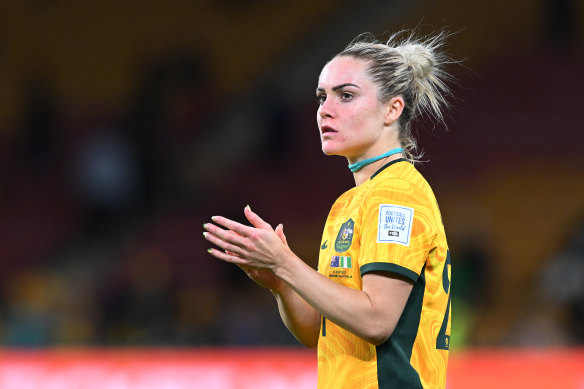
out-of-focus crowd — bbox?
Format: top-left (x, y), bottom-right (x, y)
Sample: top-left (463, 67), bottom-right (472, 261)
top-left (0, 0), bottom-right (583, 348)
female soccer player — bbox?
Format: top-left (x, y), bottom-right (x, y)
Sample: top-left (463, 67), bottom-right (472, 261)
top-left (203, 30), bottom-right (453, 389)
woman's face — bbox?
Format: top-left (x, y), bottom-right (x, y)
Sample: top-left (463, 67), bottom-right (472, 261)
top-left (316, 56), bottom-right (388, 161)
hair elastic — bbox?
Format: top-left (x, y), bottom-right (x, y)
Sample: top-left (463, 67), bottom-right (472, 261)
top-left (348, 147), bottom-right (403, 172)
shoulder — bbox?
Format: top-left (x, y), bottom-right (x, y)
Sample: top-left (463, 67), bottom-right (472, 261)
top-left (331, 185), bottom-right (360, 206)
top-left (367, 162), bottom-right (433, 203)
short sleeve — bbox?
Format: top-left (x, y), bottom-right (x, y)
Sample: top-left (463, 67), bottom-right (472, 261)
top-left (359, 178), bottom-right (436, 282)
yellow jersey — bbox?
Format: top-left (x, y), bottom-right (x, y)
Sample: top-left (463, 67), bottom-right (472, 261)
top-left (317, 159), bottom-right (451, 389)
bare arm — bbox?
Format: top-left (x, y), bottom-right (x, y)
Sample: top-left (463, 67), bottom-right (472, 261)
top-left (275, 254), bottom-right (413, 345)
top-left (222, 225), bottom-right (321, 347)
top-left (272, 282), bottom-right (321, 347)
top-left (204, 206), bottom-right (413, 345)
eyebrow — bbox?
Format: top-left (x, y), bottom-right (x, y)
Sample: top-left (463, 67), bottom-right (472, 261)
top-left (316, 83), bottom-right (361, 92)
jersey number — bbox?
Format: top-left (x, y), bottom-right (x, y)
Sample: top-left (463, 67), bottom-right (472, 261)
top-left (436, 250), bottom-right (451, 350)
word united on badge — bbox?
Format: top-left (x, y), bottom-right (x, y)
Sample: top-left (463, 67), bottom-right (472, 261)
top-left (330, 256), bottom-right (352, 269)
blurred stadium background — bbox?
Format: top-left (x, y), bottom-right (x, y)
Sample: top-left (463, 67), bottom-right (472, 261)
top-left (0, 0), bottom-right (583, 388)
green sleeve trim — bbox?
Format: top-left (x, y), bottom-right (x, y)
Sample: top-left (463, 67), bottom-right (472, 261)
top-left (360, 262), bottom-right (419, 283)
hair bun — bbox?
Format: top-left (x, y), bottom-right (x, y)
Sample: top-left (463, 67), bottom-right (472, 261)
top-left (396, 44), bottom-right (434, 79)
top-left (337, 29), bottom-right (458, 163)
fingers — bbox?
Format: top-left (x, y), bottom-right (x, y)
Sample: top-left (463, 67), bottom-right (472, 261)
top-left (203, 224), bottom-right (248, 256)
top-left (204, 232), bottom-right (245, 257)
top-left (208, 206), bottom-right (271, 238)
top-left (204, 206), bottom-right (279, 267)
top-left (207, 247), bottom-right (249, 265)
top-left (244, 205), bottom-right (273, 231)
top-left (210, 215), bottom-right (255, 237)
top-left (203, 222), bottom-right (244, 244)
top-left (225, 249), bottom-right (241, 257)
top-left (274, 223), bottom-right (289, 248)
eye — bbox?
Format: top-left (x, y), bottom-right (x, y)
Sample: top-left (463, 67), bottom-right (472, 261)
top-left (316, 94), bottom-right (326, 105)
top-left (340, 92), bottom-right (353, 101)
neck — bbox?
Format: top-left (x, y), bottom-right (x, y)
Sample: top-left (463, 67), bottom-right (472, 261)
top-left (348, 147), bottom-right (403, 172)
top-left (351, 149), bottom-right (403, 186)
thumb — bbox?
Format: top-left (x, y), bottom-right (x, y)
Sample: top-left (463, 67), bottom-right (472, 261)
top-left (244, 205), bottom-right (272, 230)
top-left (275, 223), bottom-right (289, 248)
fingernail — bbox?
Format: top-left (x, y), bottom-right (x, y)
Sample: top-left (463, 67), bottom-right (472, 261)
top-left (203, 223), bottom-right (208, 229)
top-left (207, 248), bottom-right (213, 253)
top-left (245, 204), bottom-right (251, 211)
top-left (211, 216), bottom-right (217, 221)
top-left (203, 232), bottom-right (208, 238)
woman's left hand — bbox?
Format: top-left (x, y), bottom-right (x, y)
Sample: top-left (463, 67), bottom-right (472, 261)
top-left (203, 205), bottom-right (289, 271)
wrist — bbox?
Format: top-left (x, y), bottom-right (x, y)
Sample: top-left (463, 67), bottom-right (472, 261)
top-left (271, 256), bottom-right (294, 294)
top-left (272, 249), bottom-right (295, 284)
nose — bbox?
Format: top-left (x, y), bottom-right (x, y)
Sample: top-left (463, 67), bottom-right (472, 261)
top-left (318, 99), bottom-right (334, 119)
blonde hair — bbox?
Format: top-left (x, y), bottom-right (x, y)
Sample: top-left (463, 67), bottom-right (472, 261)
top-left (337, 30), bottom-right (455, 162)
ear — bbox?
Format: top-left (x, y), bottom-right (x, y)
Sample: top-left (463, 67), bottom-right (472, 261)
top-left (384, 96), bottom-right (404, 126)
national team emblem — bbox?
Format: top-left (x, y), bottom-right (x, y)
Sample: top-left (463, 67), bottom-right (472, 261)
top-left (334, 218), bottom-right (354, 253)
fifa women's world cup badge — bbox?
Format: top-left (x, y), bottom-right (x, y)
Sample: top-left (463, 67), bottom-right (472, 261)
top-left (334, 218), bottom-right (355, 253)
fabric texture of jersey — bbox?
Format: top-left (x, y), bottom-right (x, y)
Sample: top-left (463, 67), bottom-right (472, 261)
top-left (317, 159), bottom-right (451, 389)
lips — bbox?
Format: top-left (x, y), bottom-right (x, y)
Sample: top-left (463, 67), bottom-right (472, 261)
top-left (321, 125), bottom-right (337, 134)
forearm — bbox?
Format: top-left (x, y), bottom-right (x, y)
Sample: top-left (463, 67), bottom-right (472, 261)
top-left (202, 210), bottom-right (406, 345)
top-left (272, 283), bottom-right (321, 348)
top-left (274, 252), bottom-right (402, 345)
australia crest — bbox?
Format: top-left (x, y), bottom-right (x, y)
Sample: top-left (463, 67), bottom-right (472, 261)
top-left (334, 218), bottom-right (354, 253)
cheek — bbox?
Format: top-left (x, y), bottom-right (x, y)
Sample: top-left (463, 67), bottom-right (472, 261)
top-left (355, 102), bottom-right (384, 129)
top-left (345, 110), bottom-right (372, 134)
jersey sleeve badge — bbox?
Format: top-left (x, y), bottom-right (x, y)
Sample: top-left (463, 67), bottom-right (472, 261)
top-left (377, 204), bottom-right (414, 246)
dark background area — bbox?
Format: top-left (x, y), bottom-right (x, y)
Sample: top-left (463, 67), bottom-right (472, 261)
top-left (0, 0), bottom-right (583, 348)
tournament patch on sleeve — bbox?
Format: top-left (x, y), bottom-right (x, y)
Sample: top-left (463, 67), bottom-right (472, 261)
top-left (377, 204), bottom-right (414, 246)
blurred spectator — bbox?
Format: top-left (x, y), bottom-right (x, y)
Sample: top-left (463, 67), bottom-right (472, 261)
top-left (543, 0), bottom-right (576, 49)
top-left (17, 74), bottom-right (59, 174)
top-left (451, 237), bottom-right (492, 347)
top-left (0, 1), bottom-right (582, 349)
top-left (70, 125), bottom-right (139, 237)
top-left (125, 52), bottom-right (216, 211)
top-left (98, 248), bottom-right (175, 345)
top-left (2, 270), bottom-right (60, 346)
top-left (540, 219), bottom-right (584, 344)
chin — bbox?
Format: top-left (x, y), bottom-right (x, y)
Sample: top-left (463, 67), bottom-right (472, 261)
top-left (322, 144), bottom-right (353, 159)
top-left (321, 146), bottom-right (339, 156)
top-left (321, 141), bottom-right (342, 156)
top-left (321, 147), bottom-right (334, 156)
